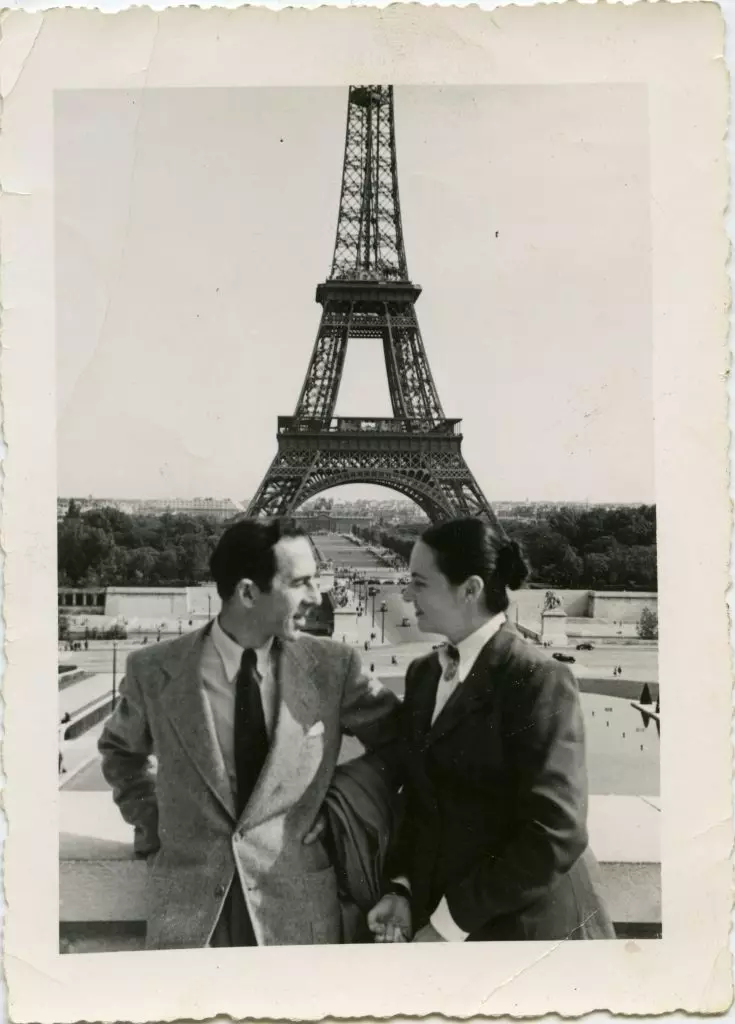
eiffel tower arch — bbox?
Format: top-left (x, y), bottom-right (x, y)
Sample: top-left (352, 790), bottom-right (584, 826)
top-left (248, 85), bottom-right (499, 527)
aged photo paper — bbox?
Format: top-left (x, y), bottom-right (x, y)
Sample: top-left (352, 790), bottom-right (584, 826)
top-left (1, 1), bottom-right (732, 1020)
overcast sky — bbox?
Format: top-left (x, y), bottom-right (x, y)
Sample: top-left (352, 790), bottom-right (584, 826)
top-left (56, 85), bottom-right (653, 505)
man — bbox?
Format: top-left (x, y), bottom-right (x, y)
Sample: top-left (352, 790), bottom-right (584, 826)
top-left (369, 518), bottom-right (613, 943)
top-left (99, 518), bottom-right (401, 949)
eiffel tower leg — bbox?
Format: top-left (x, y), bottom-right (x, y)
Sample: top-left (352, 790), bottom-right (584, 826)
top-left (415, 452), bottom-right (502, 528)
top-left (247, 452), bottom-right (314, 518)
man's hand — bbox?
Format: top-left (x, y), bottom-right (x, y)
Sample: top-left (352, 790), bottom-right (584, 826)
top-left (367, 894), bottom-right (412, 943)
top-left (412, 923), bottom-right (445, 942)
top-left (303, 814), bottom-right (327, 845)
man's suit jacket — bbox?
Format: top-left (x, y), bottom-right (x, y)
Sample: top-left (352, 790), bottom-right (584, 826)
top-left (98, 625), bottom-right (401, 949)
top-left (391, 624), bottom-right (614, 941)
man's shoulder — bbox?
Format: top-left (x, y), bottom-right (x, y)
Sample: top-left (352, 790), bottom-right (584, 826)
top-left (126, 631), bottom-right (201, 677)
top-left (293, 632), bottom-right (353, 665)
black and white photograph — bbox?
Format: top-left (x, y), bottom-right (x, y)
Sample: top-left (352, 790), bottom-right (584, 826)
top-left (3, 4), bottom-right (731, 1021)
top-left (56, 81), bottom-right (660, 953)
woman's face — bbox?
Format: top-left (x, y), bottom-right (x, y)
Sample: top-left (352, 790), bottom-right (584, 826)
top-left (402, 540), bottom-right (466, 639)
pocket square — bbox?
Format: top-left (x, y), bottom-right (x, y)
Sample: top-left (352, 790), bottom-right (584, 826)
top-left (306, 721), bottom-right (325, 738)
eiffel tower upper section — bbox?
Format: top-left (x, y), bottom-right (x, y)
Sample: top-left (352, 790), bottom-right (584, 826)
top-left (248, 85), bottom-right (497, 524)
top-left (295, 84), bottom-right (444, 427)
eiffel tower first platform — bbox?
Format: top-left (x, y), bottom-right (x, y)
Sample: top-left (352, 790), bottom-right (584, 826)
top-left (248, 85), bottom-right (498, 526)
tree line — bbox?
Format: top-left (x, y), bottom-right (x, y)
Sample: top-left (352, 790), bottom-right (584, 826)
top-left (353, 504), bottom-right (657, 592)
top-left (58, 501), bottom-right (221, 587)
top-left (58, 500), bottom-right (657, 593)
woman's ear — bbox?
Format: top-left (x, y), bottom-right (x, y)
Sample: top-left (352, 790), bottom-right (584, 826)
top-left (464, 574), bottom-right (485, 604)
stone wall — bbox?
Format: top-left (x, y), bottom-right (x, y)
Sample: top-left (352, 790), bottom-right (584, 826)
top-left (105, 587), bottom-right (190, 619)
top-left (590, 592), bottom-right (658, 624)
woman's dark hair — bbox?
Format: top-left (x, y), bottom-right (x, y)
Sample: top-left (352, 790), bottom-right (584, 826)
top-left (209, 518), bottom-right (307, 601)
top-left (420, 517), bottom-right (529, 614)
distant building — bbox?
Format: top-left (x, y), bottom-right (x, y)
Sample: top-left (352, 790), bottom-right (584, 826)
top-left (293, 512), bottom-right (373, 533)
top-left (58, 496), bottom-right (244, 522)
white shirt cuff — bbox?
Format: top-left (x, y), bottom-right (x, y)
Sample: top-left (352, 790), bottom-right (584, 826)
top-left (430, 898), bottom-right (469, 942)
top-left (390, 876), bottom-right (412, 892)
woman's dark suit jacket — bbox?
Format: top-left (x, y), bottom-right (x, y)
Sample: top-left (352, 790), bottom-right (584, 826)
top-left (391, 623), bottom-right (614, 941)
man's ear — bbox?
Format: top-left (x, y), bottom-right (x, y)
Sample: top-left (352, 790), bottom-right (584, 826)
top-left (236, 578), bottom-right (258, 607)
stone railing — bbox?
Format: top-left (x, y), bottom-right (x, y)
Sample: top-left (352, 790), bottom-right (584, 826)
top-left (60, 792), bottom-right (661, 953)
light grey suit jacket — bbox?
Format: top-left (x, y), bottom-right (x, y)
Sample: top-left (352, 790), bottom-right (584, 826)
top-left (98, 625), bottom-right (401, 949)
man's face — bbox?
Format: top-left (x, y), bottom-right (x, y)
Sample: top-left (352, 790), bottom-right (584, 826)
top-left (402, 540), bottom-right (465, 639)
top-left (254, 536), bottom-right (321, 640)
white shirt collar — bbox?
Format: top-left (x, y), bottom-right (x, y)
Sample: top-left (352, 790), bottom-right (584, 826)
top-left (444, 612), bottom-right (506, 681)
top-left (211, 617), bottom-right (274, 683)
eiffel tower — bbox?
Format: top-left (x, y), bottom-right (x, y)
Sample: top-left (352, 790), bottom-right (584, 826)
top-left (248, 85), bottom-right (498, 525)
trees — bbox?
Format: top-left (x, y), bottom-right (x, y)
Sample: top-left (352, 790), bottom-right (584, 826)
top-left (506, 505), bottom-right (656, 592)
top-left (57, 506), bottom-right (223, 587)
top-left (56, 503), bottom-right (657, 594)
top-left (637, 606), bottom-right (659, 639)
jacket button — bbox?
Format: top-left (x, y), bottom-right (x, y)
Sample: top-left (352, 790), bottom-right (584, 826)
top-left (214, 884), bottom-right (226, 898)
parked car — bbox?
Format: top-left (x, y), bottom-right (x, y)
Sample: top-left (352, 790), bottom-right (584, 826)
top-left (400, 617), bottom-right (410, 627)
top-left (552, 652), bottom-right (576, 664)
top-left (576, 642), bottom-right (594, 651)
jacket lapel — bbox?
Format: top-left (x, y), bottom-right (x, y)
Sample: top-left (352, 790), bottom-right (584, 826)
top-left (238, 637), bottom-right (322, 831)
top-left (425, 624), bottom-right (515, 747)
top-left (409, 656), bottom-right (442, 744)
top-left (159, 624), bottom-right (236, 820)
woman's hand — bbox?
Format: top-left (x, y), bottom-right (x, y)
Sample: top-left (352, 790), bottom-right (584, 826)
top-left (367, 894), bottom-right (412, 942)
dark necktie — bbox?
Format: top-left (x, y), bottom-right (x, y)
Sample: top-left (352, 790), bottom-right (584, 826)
top-left (234, 648), bottom-right (269, 817)
top-left (431, 643), bottom-right (461, 725)
top-left (443, 643), bottom-right (460, 682)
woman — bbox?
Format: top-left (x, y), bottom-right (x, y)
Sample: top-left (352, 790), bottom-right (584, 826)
top-left (369, 517), bottom-right (614, 943)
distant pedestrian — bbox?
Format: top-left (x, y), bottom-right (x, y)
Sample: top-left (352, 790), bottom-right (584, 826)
top-left (370, 663), bottom-right (375, 673)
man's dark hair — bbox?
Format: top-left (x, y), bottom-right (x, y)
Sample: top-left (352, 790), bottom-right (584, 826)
top-left (209, 518), bottom-right (307, 601)
top-left (421, 517), bottom-right (529, 614)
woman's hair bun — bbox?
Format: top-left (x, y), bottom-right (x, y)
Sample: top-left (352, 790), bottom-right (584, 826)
top-left (496, 538), bottom-right (529, 591)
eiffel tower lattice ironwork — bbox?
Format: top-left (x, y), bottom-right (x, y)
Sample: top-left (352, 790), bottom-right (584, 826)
top-left (248, 85), bottom-right (498, 525)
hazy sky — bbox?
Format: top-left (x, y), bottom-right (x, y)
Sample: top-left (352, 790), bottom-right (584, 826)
top-left (56, 85), bottom-right (653, 504)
